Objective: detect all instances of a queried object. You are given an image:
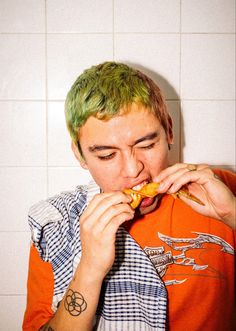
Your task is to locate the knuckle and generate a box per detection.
[109,205,118,214]
[80,221,90,233]
[91,193,102,202]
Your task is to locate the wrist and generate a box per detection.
[74,258,106,285]
[221,197,236,230]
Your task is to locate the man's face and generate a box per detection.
[75,103,172,214]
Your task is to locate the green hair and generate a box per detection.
[65,61,172,147]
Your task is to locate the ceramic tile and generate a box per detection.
[182,0,235,32]
[181,34,235,99]
[0,295,26,331]
[114,0,180,32]
[47,34,113,100]
[114,34,180,99]
[48,101,78,166]
[0,0,45,32]
[48,167,93,197]
[0,35,46,99]
[47,0,112,32]
[181,101,235,165]
[0,232,30,294]
[0,167,47,231]
[0,102,46,166]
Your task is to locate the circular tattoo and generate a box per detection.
[64,289,87,316]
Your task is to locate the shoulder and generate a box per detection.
[28,181,100,261]
[28,185,87,227]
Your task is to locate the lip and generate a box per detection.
[138,195,160,215]
[123,178,151,191]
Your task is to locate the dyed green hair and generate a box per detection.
[65,61,172,149]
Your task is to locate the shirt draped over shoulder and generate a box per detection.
[23,181,167,331]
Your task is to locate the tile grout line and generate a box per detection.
[112,0,115,59]
[179,0,182,163]
[45,0,49,198]
[0,32,235,35]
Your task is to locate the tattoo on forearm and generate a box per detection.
[64,289,87,316]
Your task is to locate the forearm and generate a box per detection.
[39,261,103,331]
[39,192,134,331]
[220,196,236,230]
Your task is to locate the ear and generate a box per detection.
[71,141,88,170]
[167,115,174,145]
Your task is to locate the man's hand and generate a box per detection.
[154,163,236,229]
[79,192,135,280]
[43,192,134,331]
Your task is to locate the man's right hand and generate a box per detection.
[41,192,134,331]
[79,192,135,280]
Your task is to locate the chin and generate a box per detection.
[138,197,159,215]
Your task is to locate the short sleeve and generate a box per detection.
[22,245,54,331]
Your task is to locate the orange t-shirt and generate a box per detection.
[126,169,236,330]
[23,246,54,330]
[23,169,236,330]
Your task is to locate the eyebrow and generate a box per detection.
[133,131,159,145]
[88,145,117,152]
[88,131,159,153]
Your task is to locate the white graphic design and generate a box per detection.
[144,232,234,286]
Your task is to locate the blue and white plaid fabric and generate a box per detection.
[29,181,167,330]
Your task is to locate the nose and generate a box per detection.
[121,152,144,178]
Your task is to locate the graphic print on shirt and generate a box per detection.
[144,232,234,286]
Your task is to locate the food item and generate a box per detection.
[123,182,204,209]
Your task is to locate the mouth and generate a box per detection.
[131,180,149,191]
[124,180,157,209]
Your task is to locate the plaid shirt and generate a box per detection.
[29,181,167,330]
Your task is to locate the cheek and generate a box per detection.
[144,146,169,175]
[85,162,120,191]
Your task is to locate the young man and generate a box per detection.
[23,62,235,331]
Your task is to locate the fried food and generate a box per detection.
[123,182,204,209]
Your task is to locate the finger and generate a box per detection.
[82,191,132,222]
[154,163,187,183]
[82,192,116,218]
[156,167,190,193]
[92,203,134,234]
[104,211,135,237]
[167,168,213,194]
[154,163,210,192]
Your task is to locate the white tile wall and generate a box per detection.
[181,100,236,165]
[0,167,47,231]
[0,0,45,33]
[47,34,113,100]
[0,296,27,331]
[0,1,235,330]
[114,0,180,32]
[0,102,46,166]
[47,101,77,166]
[181,34,235,99]
[0,232,30,294]
[114,34,180,99]
[0,35,46,100]
[48,167,93,197]
[47,0,113,32]
[182,0,235,33]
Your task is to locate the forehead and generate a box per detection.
[79,104,162,146]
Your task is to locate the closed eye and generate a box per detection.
[139,142,155,150]
[97,152,116,160]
